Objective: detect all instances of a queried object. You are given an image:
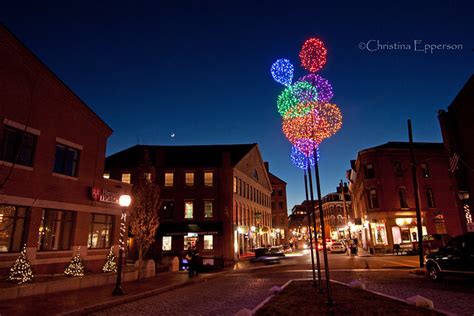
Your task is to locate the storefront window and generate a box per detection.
[392,226,401,244]
[401,227,411,243]
[38,209,74,251]
[162,236,172,251]
[204,235,213,250]
[88,213,114,249]
[184,233,198,250]
[371,222,388,245]
[0,205,27,252]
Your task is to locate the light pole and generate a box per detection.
[113,194,131,296]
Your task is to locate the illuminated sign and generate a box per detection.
[90,187,120,204]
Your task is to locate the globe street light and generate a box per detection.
[112,194,131,296]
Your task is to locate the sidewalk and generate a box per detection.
[0,270,224,316]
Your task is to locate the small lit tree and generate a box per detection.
[130,155,160,277]
[64,248,85,277]
[102,246,117,273]
[8,244,34,284]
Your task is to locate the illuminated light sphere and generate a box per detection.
[277,81,318,118]
[291,145,319,170]
[282,102,343,146]
[282,109,325,145]
[270,58,294,87]
[299,38,327,73]
[297,74,334,102]
[294,138,320,157]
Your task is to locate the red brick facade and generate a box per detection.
[0,25,130,276]
[347,142,463,252]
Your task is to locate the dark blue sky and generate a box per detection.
[2,1,473,212]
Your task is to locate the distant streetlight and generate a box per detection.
[112,194,131,296]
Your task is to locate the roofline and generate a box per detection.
[357,141,443,155]
[0,23,113,135]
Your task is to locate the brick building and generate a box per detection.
[265,163,288,245]
[0,25,130,276]
[347,142,463,252]
[438,75,474,233]
[315,185,352,241]
[104,144,273,265]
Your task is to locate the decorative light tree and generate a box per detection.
[64,248,85,277]
[271,36,341,305]
[8,244,34,284]
[102,246,118,273]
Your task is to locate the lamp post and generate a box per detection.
[112,194,131,296]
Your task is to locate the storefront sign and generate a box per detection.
[90,187,120,204]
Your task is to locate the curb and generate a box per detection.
[251,279,294,315]
[60,271,226,315]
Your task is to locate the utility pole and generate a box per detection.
[408,119,424,268]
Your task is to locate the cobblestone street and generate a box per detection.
[91,254,474,316]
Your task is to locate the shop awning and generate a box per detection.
[158,221,223,236]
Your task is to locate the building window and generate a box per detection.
[0,205,27,252]
[144,173,152,182]
[1,125,37,167]
[184,201,193,219]
[184,233,198,250]
[233,177,237,193]
[38,209,74,251]
[204,172,213,186]
[278,189,283,196]
[204,201,213,218]
[426,188,436,208]
[53,144,79,177]
[103,173,110,179]
[368,189,379,209]
[88,214,114,249]
[238,179,242,196]
[121,173,131,184]
[398,187,408,209]
[160,201,174,220]
[365,164,375,179]
[279,202,283,209]
[204,235,213,250]
[162,236,172,251]
[185,172,194,186]
[420,163,431,178]
[394,161,403,177]
[371,222,388,245]
[165,172,174,187]
[253,169,259,180]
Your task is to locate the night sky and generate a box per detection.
[2,1,473,213]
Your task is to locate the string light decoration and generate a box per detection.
[297,74,333,102]
[299,38,327,73]
[282,102,342,148]
[271,58,294,86]
[8,244,34,284]
[64,248,85,277]
[102,246,118,273]
[277,81,318,118]
[291,145,319,170]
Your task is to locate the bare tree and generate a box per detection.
[129,157,160,275]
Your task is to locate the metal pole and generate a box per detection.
[307,163,322,291]
[304,169,317,285]
[314,157,334,305]
[340,180,348,238]
[408,119,424,268]
[113,207,127,295]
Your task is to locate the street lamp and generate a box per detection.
[112,194,131,296]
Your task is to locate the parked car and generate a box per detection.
[422,234,451,254]
[330,242,346,253]
[425,233,474,281]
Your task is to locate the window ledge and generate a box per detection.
[52,172,78,180]
[0,160,34,171]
